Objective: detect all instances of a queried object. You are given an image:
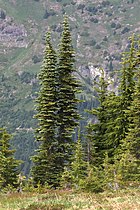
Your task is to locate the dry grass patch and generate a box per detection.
[0,189,140,210]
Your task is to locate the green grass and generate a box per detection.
[0,189,140,210]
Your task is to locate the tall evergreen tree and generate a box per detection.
[32,32,59,186]
[103,92,120,161]
[86,69,109,166]
[56,16,80,170]
[32,17,80,187]
[102,35,140,188]
[116,35,137,144]
[103,35,139,163]
[0,128,20,188]
[126,38,140,159]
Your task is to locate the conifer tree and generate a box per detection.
[70,130,87,188]
[125,38,140,160]
[103,35,139,164]
[32,32,59,186]
[32,17,80,187]
[116,35,137,145]
[86,122,96,164]
[86,69,108,166]
[57,16,80,170]
[104,92,120,161]
[60,130,87,189]
[0,128,20,188]
[103,35,140,187]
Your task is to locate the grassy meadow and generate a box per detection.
[0,188,140,210]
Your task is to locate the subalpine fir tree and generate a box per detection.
[60,130,87,189]
[126,36,140,160]
[70,130,87,188]
[104,92,120,161]
[103,35,140,188]
[102,35,138,167]
[124,37,140,163]
[32,33,59,187]
[86,69,108,166]
[32,17,80,187]
[57,16,80,170]
[0,128,20,188]
[85,122,96,164]
[116,35,137,145]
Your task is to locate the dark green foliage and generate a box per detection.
[85,35,140,191]
[86,69,108,166]
[32,18,80,187]
[105,35,140,186]
[125,37,140,160]
[14,131,36,175]
[32,32,59,187]
[128,77,140,160]
[85,122,95,164]
[60,131,88,190]
[70,131,87,188]
[103,93,120,161]
[0,128,20,188]
[57,16,80,170]
[115,35,138,150]
[0,0,140,183]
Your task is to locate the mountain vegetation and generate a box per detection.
[32,17,80,188]
[0,189,140,210]
[0,0,140,196]
[0,128,21,188]
[0,0,140,174]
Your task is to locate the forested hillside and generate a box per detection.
[0,0,140,174]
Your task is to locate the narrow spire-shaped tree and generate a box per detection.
[60,129,87,189]
[126,38,140,159]
[0,128,20,188]
[86,69,108,166]
[32,32,59,186]
[32,18,80,187]
[70,130,87,188]
[57,16,80,170]
[104,35,140,186]
[116,35,137,143]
